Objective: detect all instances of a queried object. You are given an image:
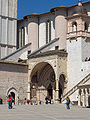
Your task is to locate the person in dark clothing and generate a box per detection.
[45,96,48,104]
[49,97,52,104]
[0,98,3,104]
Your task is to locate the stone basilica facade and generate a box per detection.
[0,0,90,107]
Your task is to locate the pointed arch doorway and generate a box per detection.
[7,88,18,104]
[30,62,55,104]
[59,74,65,103]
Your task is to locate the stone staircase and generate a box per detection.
[62,73,90,102]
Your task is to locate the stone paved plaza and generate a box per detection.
[0,104,90,120]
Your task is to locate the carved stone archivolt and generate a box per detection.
[31,63,55,89]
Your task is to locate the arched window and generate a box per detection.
[72,22,77,32]
[84,22,88,31]
[46,20,51,44]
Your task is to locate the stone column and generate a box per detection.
[55,56,59,103]
[82,89,85,107]
[77,19,83,31]
[27,65,31,100]
[85,88,89,106]
[78,89,81,106]
[55,79,59,103]
[53,89,55,103]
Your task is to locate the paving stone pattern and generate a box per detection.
[0,104,90,120]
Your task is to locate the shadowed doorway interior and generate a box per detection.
[47,84,53,99]
[11,92,15,104]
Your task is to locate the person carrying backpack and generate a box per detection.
[66,96,70,109]
[7,95,13,109]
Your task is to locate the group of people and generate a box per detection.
[24,98,30,105]
[85,57,90,62]
[7,95,70,109]
[45,96,70,109]
[45,96,53,104]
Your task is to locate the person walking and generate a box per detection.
[45,96,48,104]
[7,95,13,109]
[27,99,30,104]
[66,96,70,109]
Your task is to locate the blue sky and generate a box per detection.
[17,0,89,20]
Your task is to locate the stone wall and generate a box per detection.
[0,61,28,104]
[82,38,90,61]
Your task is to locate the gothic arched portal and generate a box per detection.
[30,62,55,104]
